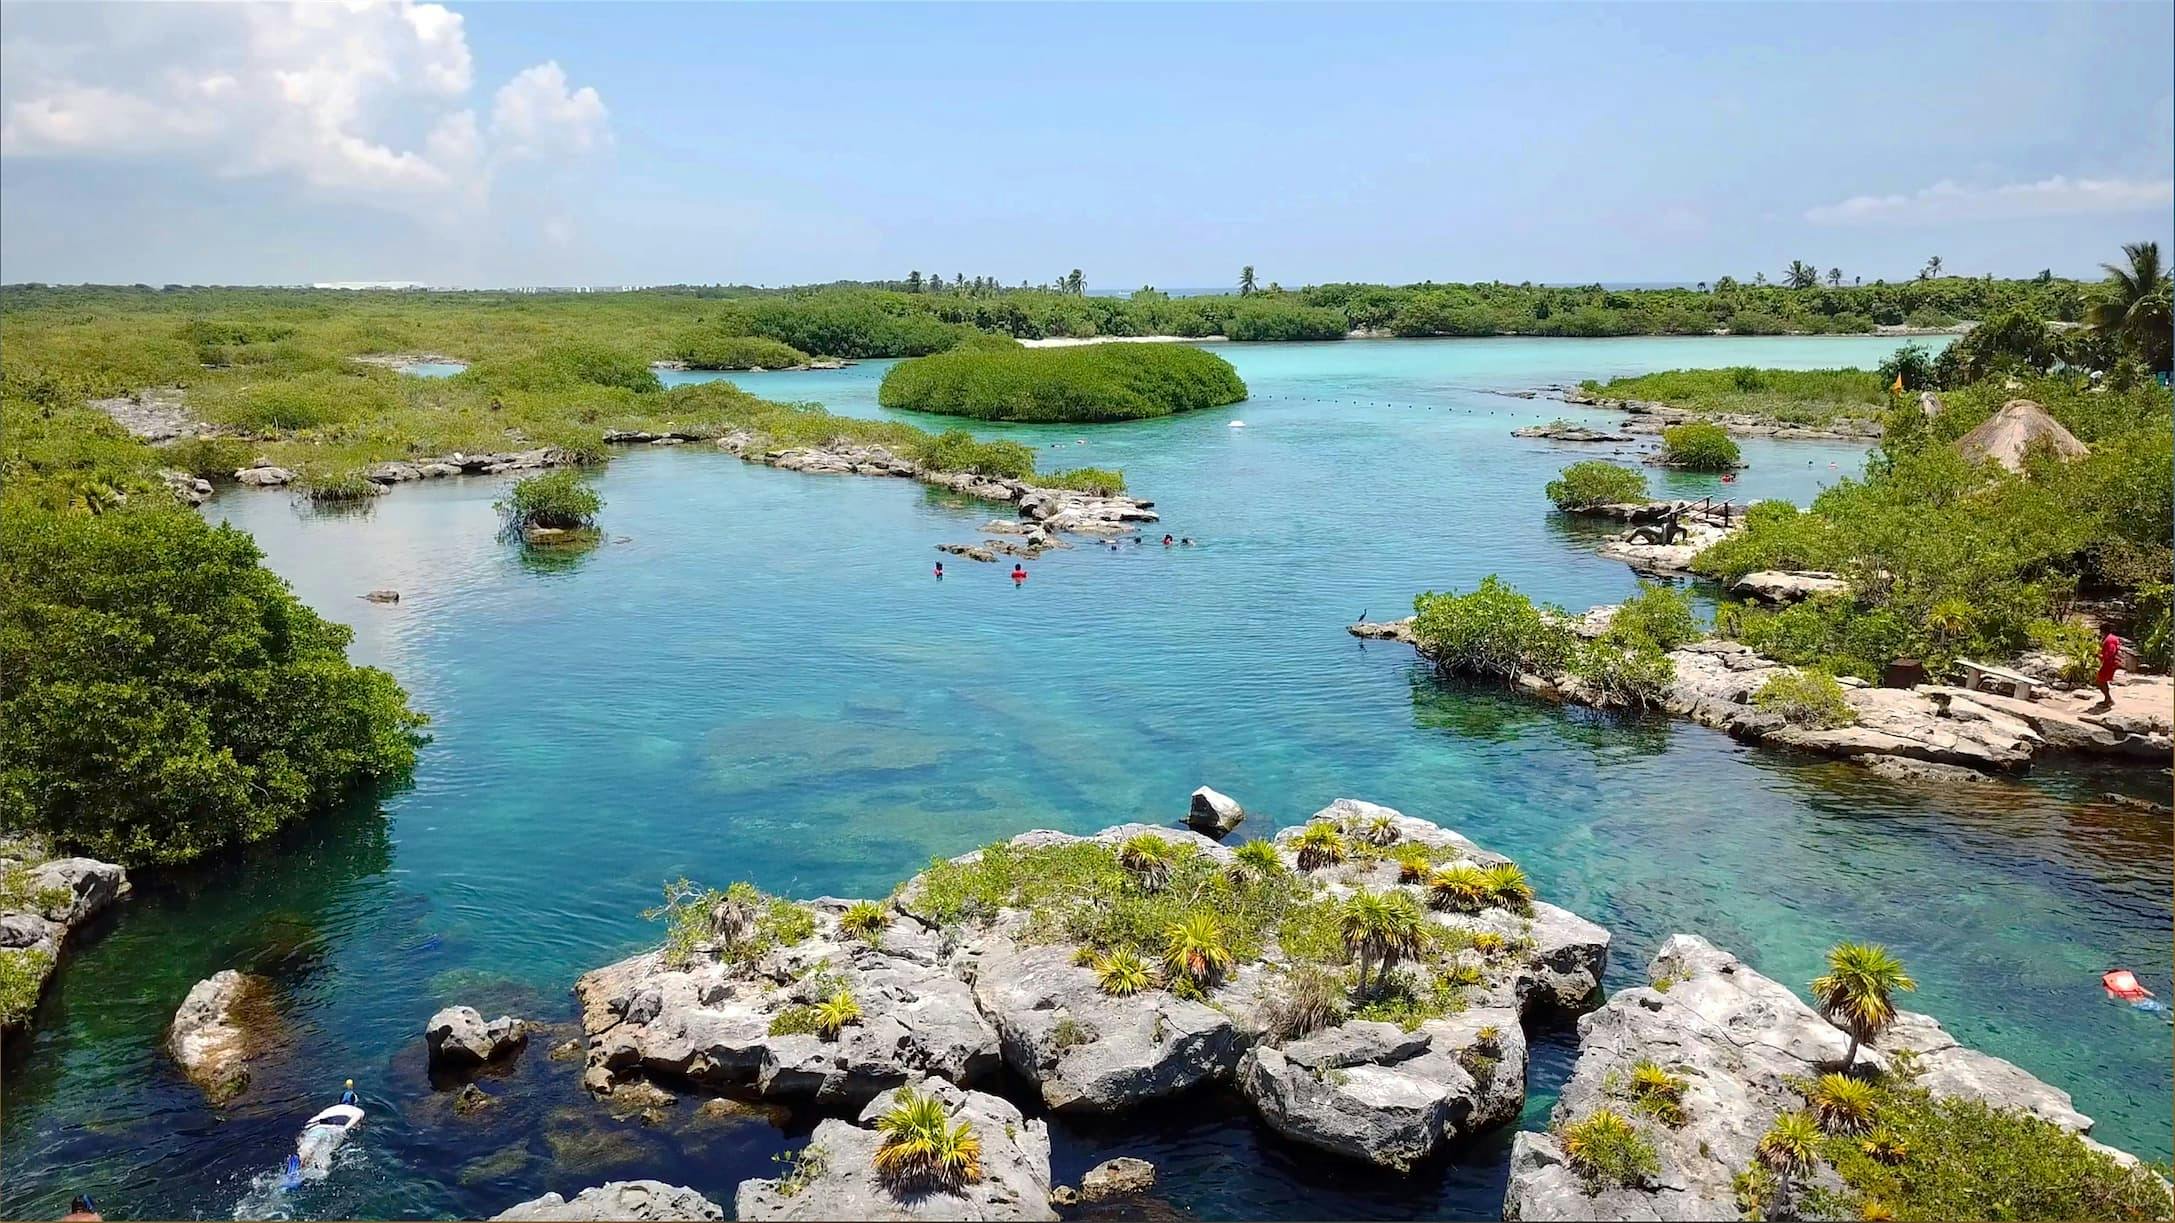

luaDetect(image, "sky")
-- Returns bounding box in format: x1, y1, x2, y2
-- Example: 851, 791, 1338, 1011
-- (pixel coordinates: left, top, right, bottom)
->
1, 2, 2170, 289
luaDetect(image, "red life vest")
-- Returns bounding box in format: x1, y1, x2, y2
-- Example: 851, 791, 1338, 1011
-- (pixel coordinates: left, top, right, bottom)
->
2104, 969, 2151, 1001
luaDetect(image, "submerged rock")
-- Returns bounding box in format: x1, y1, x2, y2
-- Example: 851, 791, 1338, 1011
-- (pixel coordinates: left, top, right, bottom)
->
168, 969, 274, 1104
1185, 786, 1246, 838
427, 1005, 528, 1068
1079, 1156, 1156, 1201
493, 1180, 723, 1221
734, 1077, 1056, 1221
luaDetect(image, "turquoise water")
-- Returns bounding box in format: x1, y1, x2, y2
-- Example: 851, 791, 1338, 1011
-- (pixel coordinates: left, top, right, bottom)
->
7, 336, 2169, 1221
400, 361, 469, 379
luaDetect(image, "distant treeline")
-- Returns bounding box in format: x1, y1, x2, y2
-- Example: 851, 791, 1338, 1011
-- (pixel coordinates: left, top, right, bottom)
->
0, 274, 2108, 366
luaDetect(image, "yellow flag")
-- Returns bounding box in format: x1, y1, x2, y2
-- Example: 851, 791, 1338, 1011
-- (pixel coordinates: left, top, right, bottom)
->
1892, 371, 1905, 395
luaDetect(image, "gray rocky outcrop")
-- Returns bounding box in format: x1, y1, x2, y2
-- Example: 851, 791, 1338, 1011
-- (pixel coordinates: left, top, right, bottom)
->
160, 469, 215, 505
0, 845, 129, 1038
734, 1077, 1056, 1221
576, 899, 998, 1108
493, 1181, 723, 1220
1503, 934, 2144, 1221
168, 969, 273, 1104
1514, 423, 1634, 442
1729, 570, 1850, 605
1185, 786, 1245, 837
88, 387, 202, 441
427, 1005, 528, 1068
235, 465, 296, 487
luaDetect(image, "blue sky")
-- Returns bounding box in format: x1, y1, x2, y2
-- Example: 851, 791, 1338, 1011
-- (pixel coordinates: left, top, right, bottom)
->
2, 2, 2169, 288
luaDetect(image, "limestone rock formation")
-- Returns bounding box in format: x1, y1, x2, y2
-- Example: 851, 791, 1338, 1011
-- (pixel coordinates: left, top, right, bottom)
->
427, 1005, 528, 1068
493, 1181, 723, 1221
1186, 786, 1246, 837
168, 970, 274, 1104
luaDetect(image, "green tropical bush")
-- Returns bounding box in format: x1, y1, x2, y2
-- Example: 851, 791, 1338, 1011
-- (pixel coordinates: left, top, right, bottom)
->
1559, 1109, 1660, 1190
908, 430, 1036, 481
1659, 421, 1741, 470
873, 1088, 983, 1190
0, 501, 426, 865
496, 470, 603, 532
1410, 576, 1574, 681
1546, 461, 1649, 510
671, 331, 812, 369
1753, 669, 1856, 729
878, 343, 1247, 422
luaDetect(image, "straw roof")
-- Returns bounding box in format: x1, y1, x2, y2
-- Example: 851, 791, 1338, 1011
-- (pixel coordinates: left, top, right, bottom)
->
1954, 399, 2089, 473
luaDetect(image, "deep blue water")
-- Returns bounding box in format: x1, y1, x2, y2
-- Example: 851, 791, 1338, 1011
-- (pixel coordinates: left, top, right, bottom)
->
5, 335, 2168, 1222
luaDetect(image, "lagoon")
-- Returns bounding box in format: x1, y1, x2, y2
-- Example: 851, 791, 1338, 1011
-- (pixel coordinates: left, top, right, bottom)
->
4, 335, 2166, 1221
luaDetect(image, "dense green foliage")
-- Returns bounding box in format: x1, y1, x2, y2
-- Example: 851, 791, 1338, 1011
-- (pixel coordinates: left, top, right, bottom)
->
1581, 367, 1891, 427
669, 331, 812, 370
1546, 461, 1650, 510
497, 470, 603, 532
1658, 421, 1742, 470
1801, 1078, 2172, 1220
0, 471, 426, 865
1696, 376, 2173, 677
1752, 668, 1855, 729
877, 343, 1248, 422
0, 946, 54, 1030
1559, 1109, 1661, 1190
1411, 576, 1684, 708
1223, 302, 1351, 341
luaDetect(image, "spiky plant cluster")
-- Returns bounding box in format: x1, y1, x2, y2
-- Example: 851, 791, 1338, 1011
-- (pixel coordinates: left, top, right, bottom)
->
1161, 911, 1233, 988
873, 1089, 983, 1190
1292, 823, 1348, 871
1092, 947, 1155, 996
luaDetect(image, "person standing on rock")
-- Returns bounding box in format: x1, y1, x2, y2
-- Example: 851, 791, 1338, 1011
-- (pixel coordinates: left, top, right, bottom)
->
2094, 631, 2126, 707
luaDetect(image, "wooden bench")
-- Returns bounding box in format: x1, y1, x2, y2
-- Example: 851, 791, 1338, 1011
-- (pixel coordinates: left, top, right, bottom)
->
1956, 659, 2045, 701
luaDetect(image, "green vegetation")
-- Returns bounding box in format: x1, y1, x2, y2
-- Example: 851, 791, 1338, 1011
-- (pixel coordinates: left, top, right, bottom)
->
873, 1087, 983, 1190
839, 899, 890, 944
1752, 669, 1856, 729
1805, 1072, 1879, 1135
877, 343, 1248, 423
1696, 374, 2172, 679
644, 879, 816, 970
1410, 576, 1685, 709
1338, 890, 1431, 997
497, 470, 603, 533
810, 988, 861, 1040
1658, 421, 1742, 470
1623, 1060, 1690, 1127
1426, 863, 1491, 914
1757, 1109, 1823, 1201
1583, 367, 1892, 428
1093, 947, 1155, 996
1809, 942, 1915, 1072
0, 450, 427, 864
1262, 964, 1347, 1041
1224, 301, 1350, 341
1559, 1108, 1661, 1191
769, 1145, 829, 1199
1547, 460, 1650, 510
1117, 833, 1180, 891
670, 331, 812, 370
1161, 911, 1234, 990
1291, 823, 1348, 871
1803, 1081, 2172, 1221
0, 946, 54, 1030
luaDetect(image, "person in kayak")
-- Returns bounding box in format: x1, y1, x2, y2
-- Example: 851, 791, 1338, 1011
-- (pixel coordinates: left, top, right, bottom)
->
338, 1079, 359, 1108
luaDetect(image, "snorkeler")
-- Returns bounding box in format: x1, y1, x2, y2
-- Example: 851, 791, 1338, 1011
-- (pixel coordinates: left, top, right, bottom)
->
1011, 564, 1028, 583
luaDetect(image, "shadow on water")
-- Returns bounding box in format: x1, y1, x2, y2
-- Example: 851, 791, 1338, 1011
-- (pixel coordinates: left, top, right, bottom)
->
1403, 665, 1674, 762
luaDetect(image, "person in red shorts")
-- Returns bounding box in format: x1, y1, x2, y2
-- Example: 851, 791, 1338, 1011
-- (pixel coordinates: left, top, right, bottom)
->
2095, 631, 2125, 706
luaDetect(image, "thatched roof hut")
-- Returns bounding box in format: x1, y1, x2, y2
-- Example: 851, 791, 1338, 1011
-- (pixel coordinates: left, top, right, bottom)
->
1954, 399, 2089, 473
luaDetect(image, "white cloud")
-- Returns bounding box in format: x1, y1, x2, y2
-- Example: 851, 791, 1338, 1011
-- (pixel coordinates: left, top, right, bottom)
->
1806, 175, 2173, 226
0, 1, 606, 217
492, 62, 609, 160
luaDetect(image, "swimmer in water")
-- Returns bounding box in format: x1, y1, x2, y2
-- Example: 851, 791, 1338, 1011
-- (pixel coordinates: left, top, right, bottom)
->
1010, 564, 1028, 583
1162, 534, 1174, 546
934, 561, 944, 579
339, 1079, 359, 1107
1181, 537, 1194, 546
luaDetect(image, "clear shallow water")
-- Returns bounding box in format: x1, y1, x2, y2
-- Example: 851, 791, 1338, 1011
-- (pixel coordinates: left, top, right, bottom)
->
399, 361, 468, 379
8, 336, 2170, 1222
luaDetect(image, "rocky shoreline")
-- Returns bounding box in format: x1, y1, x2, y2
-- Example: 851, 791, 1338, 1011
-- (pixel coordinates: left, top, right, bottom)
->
1554, 387, 1883, 441
0, 841, 128, 1041
1350, 609, 2173, 778
1505, 935, 2159, 1220
569, 799, 1607, 1215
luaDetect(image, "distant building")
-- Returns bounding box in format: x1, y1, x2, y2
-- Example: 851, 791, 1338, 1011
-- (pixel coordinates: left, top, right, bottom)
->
311, 281, 429, 291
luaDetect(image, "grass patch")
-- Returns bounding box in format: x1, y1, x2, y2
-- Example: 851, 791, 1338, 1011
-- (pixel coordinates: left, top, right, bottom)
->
1580, 367, 1890, 427
0, 946, 54, 1029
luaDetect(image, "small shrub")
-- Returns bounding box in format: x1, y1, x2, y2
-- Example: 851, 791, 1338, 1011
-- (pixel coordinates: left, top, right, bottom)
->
672, 331, 811, 370
1116, 833, 1179, 891
298, 468, 380, 503
1547, 461, 1650, 510
1427, 864, 1491, 914
1807, 1073, 1879, 1135
1410, 576, 1574, 681
770, 1144, 829, 1198
1626, 1060, 1690, 1127
840, 899, 889, 944
1660, 421, 1742, 470
873, 1088, 983, 1190
1560, 1108, 1660, 1190
0, 946, 54, 1029
1161, 911, 1233, 989
1291, 823, 1348, 871
1608, 582, 1701, 652
812, 988, 860, 1040
1352, 813, 1400, 848
768, 1005, 821, 1036
496, 469, 602, 531
1757, 1110, 1822, 1179
1754, 668, 1855, 729
909, 429, 1036, 480
2027, 617, 2100, 685
1263, 964, 1347, 1041
1031, 467, 1126, 496
1567, 638, 1677, 708
162, 436, 254, 482
1092, 947, 1155, 997
1228, 839, 1284, 884
1051, 1015, 1091, 1049
1479, 862, 1534, 913
1391, 843, 1436, 883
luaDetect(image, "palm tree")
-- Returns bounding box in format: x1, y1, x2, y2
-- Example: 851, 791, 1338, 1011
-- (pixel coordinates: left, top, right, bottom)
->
906, 270, 923, 294
1161, 911, 1233, 988
1920, 255, 1943, 281
1239, 266, 1257, 296
2086, 241, 2173, 373
1809, 942, 1916, 1071
1339, 891, 1429, 997
1756, 1110, 1821, 1203
1753, 272, 1768, 287
1785, 260, 1819, 290
1827, 267, 1843, 288
1065, 269, 1085, 296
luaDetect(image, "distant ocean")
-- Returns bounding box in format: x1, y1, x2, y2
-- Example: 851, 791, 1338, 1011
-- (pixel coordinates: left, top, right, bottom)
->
1088, 281, 1698, 298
